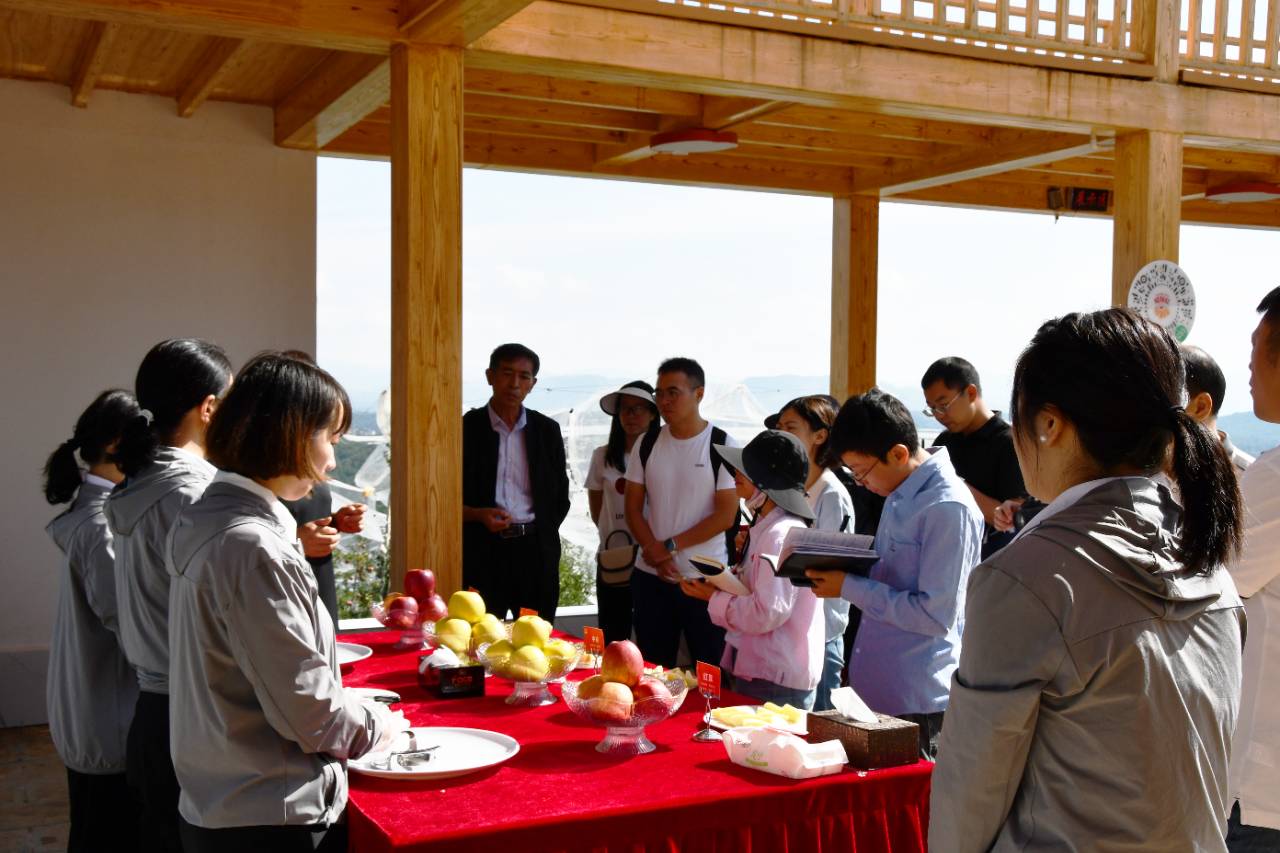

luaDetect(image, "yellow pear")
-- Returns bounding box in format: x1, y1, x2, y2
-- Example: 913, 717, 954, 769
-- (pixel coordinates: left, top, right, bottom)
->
435, 618, 472, 654
447, 590, 486, 624
511, 614, 552, 649
484, 639, 515, 664
504, 645, 550, 682
543, 638, 577, 670
471, 614, 506, 646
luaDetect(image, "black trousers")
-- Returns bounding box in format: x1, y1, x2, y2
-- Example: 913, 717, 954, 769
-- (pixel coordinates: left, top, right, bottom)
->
474, 533, 559, 621
899, 711, 945, 761
1227, 802, 1280, 851
595, 572, 633, 645
126, 691, 182, 852
179, 817, 346, 853
66, 768, 139, 852
630, 569, 726, 669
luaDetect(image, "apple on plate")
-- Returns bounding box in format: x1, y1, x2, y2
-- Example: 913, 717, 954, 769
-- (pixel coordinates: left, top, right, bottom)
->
591, 682, 634, 724
471, 613, 506, 646
385, 595, 419, 629
600, 640, 644, 688
404, 569, 436, 602
576, 674, 606, 700
484, 639, 515, 663
382, 592, 404, 611
448, 590, 486, 624
420, 593, 448, 623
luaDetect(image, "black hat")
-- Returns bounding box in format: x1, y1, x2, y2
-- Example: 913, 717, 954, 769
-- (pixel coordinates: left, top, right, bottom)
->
713, 430, 814, 521
763, 411, 781, 430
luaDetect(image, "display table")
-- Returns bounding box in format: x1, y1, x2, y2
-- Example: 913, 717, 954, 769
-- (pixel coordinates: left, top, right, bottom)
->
341, 630, 931, 853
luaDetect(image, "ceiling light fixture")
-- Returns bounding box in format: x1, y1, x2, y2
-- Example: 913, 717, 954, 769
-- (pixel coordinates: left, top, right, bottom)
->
1204, 180, 1280, 203
649, 128, 738, 155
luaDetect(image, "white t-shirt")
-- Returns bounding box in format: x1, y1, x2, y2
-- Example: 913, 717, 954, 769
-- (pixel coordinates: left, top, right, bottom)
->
624, 422, 738, 578
585, 445, 632, 550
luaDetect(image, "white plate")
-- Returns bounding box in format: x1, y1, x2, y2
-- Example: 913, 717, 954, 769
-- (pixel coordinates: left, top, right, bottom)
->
336, 642, 373, 666
707, 705, 808, 736
348, 727, 520, 781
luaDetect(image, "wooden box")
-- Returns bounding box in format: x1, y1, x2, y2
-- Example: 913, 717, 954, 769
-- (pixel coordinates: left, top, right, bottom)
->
807, 711, 919, 769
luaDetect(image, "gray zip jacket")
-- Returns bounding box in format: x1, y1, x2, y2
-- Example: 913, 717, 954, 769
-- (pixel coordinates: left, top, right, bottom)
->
167, 475, 378, 828
930, 478, 1244, 852
45, 477, 139, 774
105, 446, 215, 693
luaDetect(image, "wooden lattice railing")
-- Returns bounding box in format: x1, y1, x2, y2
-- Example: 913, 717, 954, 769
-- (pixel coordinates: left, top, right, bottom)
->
585, 0, 1280, 90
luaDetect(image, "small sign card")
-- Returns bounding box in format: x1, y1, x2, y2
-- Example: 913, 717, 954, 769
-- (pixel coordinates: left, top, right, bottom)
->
696, 661, 721, 700
518, 608, 539, 618
583, 626, 605, 656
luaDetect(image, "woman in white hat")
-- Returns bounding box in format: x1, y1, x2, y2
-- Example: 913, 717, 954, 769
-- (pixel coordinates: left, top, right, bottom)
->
587, 381, 660, 643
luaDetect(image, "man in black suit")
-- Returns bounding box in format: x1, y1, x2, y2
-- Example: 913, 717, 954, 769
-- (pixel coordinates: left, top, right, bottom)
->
463, 343, 571, 620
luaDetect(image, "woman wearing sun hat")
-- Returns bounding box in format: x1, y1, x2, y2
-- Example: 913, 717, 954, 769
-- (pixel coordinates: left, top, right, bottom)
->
586, 381, 660, 643
680, 430, 825, 709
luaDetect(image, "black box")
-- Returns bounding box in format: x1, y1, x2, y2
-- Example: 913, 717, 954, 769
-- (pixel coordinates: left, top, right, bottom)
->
417, 659, 486, 698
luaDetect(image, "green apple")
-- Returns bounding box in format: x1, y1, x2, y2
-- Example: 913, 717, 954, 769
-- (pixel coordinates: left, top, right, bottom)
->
447, 590, 487, 624
471, 614, 507, 646
435, 617, 472, 654
504, 645, 550, 682
543, 638, 577, 670
511, 614, 552, 649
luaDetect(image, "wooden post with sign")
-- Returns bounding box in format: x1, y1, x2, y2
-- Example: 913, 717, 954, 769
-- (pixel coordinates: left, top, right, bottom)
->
1111, 130, 1183, 307
830, 195, 879, 401
389, 43, 464, 597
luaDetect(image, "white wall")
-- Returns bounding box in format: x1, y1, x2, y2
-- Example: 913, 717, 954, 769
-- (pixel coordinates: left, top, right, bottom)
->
0, 80, 317, 726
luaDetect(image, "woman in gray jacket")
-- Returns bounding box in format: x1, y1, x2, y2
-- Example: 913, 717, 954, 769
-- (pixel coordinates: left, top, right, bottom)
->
167, 352, 404, 853
930, 308, 1246, 852
43, 389, 142, 851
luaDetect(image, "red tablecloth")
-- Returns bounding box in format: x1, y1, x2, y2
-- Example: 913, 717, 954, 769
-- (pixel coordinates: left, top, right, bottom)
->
341, 630, 931, 853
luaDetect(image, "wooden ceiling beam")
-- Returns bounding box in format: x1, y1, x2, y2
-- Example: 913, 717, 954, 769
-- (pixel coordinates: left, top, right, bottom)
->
759, 105, 998, 146
1, 0, 397, 54
463, 68, 702, 115
275, 53, 390, 149
856, 131, 1113, 196
701, 96, 791, 130
69, 20, 115, 108
399, 0, 535, 46
176, 37, 251, 117
465, 92, 660, 132
467, 1, 1280, 149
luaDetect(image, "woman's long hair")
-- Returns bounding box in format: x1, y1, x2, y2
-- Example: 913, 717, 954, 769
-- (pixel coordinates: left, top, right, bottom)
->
778, 395, 841, 467
1012, 308, 1242, 574
604, 381, 660, 473
113, 339, 233, 477
43, 389, 140, 504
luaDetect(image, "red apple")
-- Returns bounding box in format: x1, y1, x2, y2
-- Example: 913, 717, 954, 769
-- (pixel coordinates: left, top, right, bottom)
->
632, 676, 673, 706
404, 569, 436, 602
420, 593, 448, 623
577, 674, 606, 701
382, 592, 404, 611
386, 595, 419, 629
591, 682, 634, 725
600, 640, 644, 688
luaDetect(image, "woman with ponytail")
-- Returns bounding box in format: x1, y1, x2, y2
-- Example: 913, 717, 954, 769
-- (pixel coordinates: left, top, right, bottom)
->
44, 390, 142, 851
929, 308, 1245, 852
104, 338, 232, 852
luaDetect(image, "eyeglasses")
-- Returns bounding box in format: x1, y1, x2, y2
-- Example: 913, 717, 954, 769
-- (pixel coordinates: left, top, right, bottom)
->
849, 458, 880, 484
922, 391, 964, 419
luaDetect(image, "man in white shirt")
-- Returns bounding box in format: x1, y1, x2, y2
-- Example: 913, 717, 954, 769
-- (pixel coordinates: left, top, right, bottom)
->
1227, 287, 1280, 850
1183, 345, 1255, 473
625, 358, 739, 668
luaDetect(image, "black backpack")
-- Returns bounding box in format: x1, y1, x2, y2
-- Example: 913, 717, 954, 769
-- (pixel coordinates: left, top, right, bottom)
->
638, 426, 743, 563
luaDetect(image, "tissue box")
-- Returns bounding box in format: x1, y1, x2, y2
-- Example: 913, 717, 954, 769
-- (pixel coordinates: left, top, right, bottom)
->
417, 656, 485, 698
806, 711, 918, 769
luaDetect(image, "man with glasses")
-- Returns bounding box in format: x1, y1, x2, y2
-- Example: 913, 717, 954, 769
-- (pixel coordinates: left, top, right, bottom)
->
805, 389, 983, 759
921, 357, 1026, 558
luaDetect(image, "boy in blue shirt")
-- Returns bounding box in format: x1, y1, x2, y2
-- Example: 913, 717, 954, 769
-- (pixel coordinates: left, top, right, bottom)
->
807, 389, 983, 759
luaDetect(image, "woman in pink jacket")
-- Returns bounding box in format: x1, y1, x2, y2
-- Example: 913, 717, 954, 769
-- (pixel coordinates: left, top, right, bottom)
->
680, 430, 824, 709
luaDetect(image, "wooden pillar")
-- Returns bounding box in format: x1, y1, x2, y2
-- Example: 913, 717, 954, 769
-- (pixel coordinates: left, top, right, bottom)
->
830, 195, 879, 401
1131, 0, 1180, 82
389, 44, 464, 596
1111, 130, 1182, 306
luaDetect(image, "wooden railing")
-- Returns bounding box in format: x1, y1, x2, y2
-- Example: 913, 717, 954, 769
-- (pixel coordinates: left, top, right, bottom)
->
583, 0, 1280, 90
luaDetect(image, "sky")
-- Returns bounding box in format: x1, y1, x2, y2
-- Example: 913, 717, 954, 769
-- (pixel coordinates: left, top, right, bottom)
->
316, 156, 1277, 419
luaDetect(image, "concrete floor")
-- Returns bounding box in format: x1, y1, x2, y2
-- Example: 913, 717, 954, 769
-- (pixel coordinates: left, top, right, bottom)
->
0, 726, 69, 852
